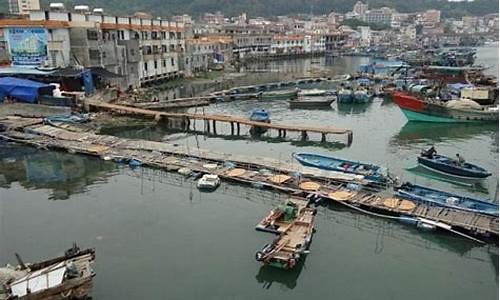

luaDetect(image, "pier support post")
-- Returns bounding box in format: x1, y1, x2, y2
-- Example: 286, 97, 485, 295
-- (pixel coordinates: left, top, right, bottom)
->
321, 133, 326, 142
230, 122, 234, 135
237, 123, 240, 135
283, 130, 286, 138
212, 120, 217, 135
206, 120, 210, 133
301, 131, 308, 141
347, 131, 353, 146
278, 129, 282, 137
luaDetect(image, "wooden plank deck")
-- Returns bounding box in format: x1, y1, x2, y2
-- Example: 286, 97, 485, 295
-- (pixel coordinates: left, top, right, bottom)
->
1, 118, 497, 239
84, 100, 353, 143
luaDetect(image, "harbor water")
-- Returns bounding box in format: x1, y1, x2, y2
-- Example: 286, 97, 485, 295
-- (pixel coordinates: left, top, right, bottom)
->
0, 47, 498, 300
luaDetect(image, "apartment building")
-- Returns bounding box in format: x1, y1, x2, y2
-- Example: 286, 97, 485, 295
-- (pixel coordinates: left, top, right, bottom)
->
0, 7, 185, 87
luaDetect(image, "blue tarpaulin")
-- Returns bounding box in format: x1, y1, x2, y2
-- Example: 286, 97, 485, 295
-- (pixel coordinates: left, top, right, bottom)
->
0, 77, 53, 103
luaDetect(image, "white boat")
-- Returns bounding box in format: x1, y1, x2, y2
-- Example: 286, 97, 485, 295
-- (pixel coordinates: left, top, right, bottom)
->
197, 174, 221, 190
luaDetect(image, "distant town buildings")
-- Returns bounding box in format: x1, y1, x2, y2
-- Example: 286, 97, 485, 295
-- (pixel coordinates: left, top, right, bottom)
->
0, 2, 497, 88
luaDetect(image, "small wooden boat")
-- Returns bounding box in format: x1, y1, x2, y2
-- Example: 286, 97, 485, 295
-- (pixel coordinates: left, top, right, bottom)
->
197, 174, 220, 190
337, 88, 353, 103
289, 97, 335, 109
255, 207, 316, 269
418, 153, 491, 179
260, 89, 298, 100
255, 197, 310, 234
0, 244, 95, 300
294, 152, 386, 182
396, 182, 498, 216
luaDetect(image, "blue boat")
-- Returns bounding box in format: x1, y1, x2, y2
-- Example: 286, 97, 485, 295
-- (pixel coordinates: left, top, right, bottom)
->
337, 88, 353, 103
249, 109, 270, 123
396, 182, 498, 216
353, 89, 370, 103
418, 153, 491, 179
249, 109, 270, 135
293, 152, 385, 182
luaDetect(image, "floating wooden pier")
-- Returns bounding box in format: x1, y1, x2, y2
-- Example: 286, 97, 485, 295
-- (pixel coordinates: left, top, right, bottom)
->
0, 116, 496, 241
84, 100, 353, 145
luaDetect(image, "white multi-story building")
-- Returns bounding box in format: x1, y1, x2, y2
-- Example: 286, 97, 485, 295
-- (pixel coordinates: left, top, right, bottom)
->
0, 8, 185, 87
353, 1, 368, 15
8, 0, 40, 15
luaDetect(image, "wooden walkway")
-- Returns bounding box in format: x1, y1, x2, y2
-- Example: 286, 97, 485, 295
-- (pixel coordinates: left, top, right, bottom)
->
0, 117, 496, 240
85, 100, 353, 144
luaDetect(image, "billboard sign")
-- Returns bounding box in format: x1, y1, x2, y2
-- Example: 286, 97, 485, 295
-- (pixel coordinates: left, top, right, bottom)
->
6, 27, 48, 66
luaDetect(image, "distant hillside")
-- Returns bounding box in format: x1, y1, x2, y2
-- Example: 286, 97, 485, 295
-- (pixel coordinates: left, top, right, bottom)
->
0, 0, 497, 19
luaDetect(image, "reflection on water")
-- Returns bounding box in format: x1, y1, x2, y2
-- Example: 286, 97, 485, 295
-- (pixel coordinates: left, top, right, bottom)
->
255, 257, 306, 290
0, 144, 116, 200
392, 122, 498, 146
405, 165, 490, 194
336, 102, 372, 115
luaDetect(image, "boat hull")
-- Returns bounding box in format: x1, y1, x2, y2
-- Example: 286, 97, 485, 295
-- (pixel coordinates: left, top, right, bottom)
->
293, 152, 384, 182
417, 156, 491, 179
396, 183, 498, 216
337, 93, 353, 103
353, 93, 370, 103
392, 91, 498, 123
261, 90, 298, 100
289, 99, 334, 109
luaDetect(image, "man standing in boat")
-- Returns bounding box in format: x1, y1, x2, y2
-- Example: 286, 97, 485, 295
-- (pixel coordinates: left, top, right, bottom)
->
455, 153, 466, 166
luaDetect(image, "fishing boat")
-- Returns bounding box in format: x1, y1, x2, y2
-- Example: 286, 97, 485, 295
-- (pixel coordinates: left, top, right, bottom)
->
392, 91, 498, 123
255, 197, 310, 234
293, 152, 386, 182
396, 182, 498, 216
353, 88, 370, 103
297, 89, 328, 97
337, 88, 353, 103
289, 96, 335, 109
0, 244, 95, 300
255, 207, 316, 269
260, 89, 298, 100
418, 153, 491, 179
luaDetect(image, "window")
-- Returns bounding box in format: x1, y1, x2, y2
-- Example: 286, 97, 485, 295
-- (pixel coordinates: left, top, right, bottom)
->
130, 49, 135, 56
89, 49, 100, 60
171, 58, 175, 66
154, 60, 158, 69
144, 62, 148, 71
87, 30, 98, 40
163, 60, 166, 67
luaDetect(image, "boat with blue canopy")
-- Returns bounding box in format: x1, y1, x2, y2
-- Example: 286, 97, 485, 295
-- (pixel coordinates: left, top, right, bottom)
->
396, 182, 498, 216
418, 151, 491, 179
293, 152, 386, 182
249, 109, 270, 123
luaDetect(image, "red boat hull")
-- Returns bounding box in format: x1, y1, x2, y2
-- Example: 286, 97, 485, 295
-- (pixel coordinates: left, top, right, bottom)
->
391, 91, 498, 123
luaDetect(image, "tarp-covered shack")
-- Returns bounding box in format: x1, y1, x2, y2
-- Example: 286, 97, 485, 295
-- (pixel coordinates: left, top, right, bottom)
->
0, 77, 54, 103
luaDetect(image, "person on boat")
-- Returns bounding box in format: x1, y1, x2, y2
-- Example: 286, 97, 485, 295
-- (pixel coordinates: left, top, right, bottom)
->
455, 153, 465, 166
422, 146, 437, 158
